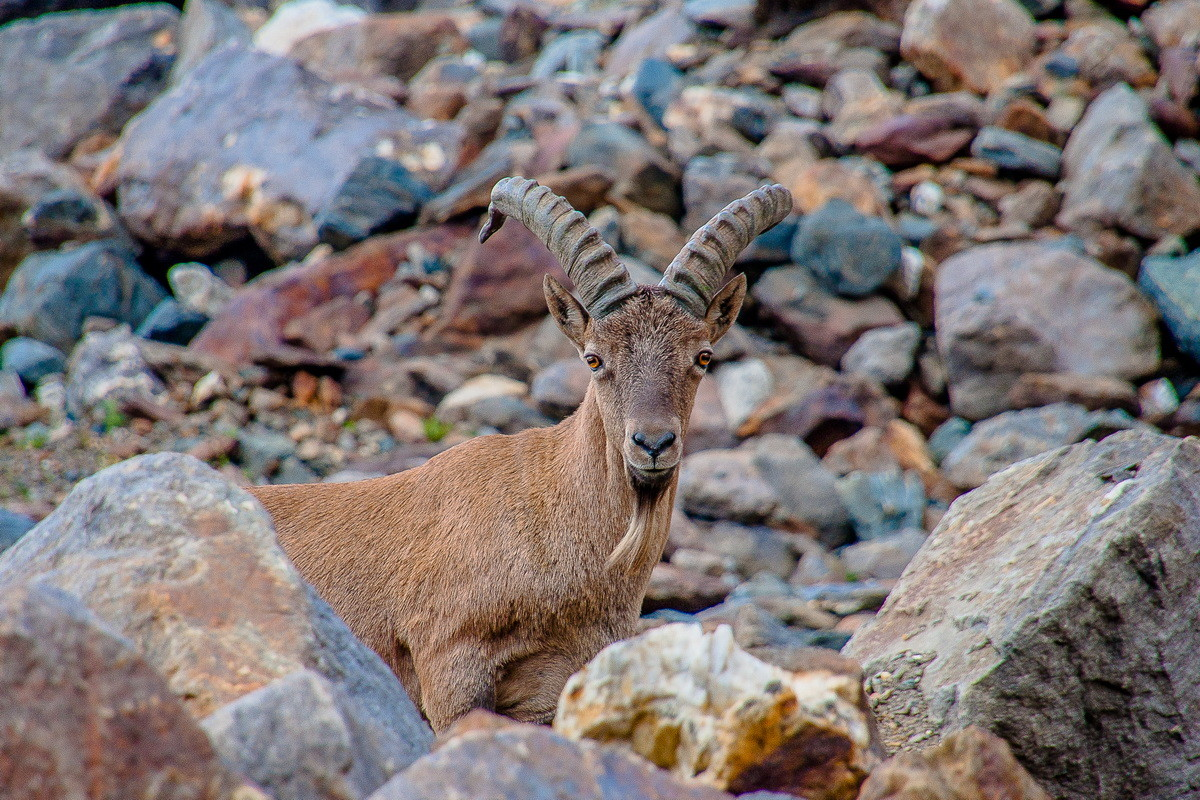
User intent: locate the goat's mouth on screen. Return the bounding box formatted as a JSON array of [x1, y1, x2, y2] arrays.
[[627, 463, 677, 491]]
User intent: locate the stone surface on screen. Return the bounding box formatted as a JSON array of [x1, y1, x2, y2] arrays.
[[679, 447, 782, 524], [858, 727, 1050, 800], [567, 122, 680, 217], [941, 402, 1141, 488], [168, 262, 235, 318], [0, 452, 433, 790], [530, 358, 590, 419], [792, 200, 903, 298], [0, 507, 35, 553], [554, 623, 877, 798], [836, 469, 926, 540], [841, 323, 921, 386], [1057, 84, 1200, 239], [0, 241, 166, 353], [1005, 372, 1139, 413], [372, 711, 735, 800], [0, 5, 178, 159], [900, 0, 1036, 94], [65, 325, 173, 425], [845, 429, 1200, 799], [315, 156, 433, 250], [1, 336, 66, 385], [203, 668, 418, 800], [289, 11, 466, 85], [0, 582, 249, 800], [935, 240, 1160, 420], [969, 126, 1062, 178], [840, 529, 926, 581], [114, 45, 456, 261], [1139, 250, 1200, 362], [136, 298, 209, 345]]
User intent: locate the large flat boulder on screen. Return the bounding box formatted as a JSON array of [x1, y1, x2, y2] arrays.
[[843, 429, 1200, 800], [113, 45, 459, 261], [0, 582, 251, 800], [934, 240, 1160, 420], [0, 5, 178, 159], [0, 452, 433, 795]]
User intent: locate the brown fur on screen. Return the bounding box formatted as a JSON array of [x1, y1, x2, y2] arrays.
[[249, 280, 745, 731]]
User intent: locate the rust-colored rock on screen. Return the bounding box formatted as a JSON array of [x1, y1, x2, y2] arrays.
[[289, 12, 467, 84], [858, 727, 1050, 800], [191, 225, 472, 365], [0, 582, 250, 800], [900, 0, 1036, 94]]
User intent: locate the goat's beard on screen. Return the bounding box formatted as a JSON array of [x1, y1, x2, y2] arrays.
[[606, 484, 672, 573]]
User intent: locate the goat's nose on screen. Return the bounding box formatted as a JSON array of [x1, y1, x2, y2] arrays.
[[632, 431, 677, 457]]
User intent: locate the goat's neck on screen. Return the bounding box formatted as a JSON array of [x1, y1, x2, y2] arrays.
[[556, 386, 675, 576]]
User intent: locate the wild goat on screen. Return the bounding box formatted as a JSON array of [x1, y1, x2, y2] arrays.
[[249, 177, 793, 731]]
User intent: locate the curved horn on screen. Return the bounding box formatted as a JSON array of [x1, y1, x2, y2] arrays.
[[480, 177, 638, 316], [659, 184, 793, 316]]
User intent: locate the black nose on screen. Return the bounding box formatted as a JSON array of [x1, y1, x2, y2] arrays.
[[632, 431, 676, 458]]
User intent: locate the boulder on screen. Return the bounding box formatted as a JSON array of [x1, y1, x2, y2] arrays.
[[114, 45, 458, 261], [136, 298, 209, 345], [941, 403, 1142, 488], [554, 623, 877, 798], [764, 11, 901, 86], [169, 262, 235, 317], [0, 453, 433, 791], [65, 325, 174, 425], [371, 710, 735, 800], [0, 336, 66, 386], [1139, 250, 1200, 362], [792, 200, 903, 298], [252, 0, 365, 56], [169, 0, 251, 85], [530, 358, 590, 419], [844, 429, 1200, 799], [1057, 84, 1200, 239], [935, 240, 1160, 420], [203, 668, 419, 800], [840, 322, 921, 386], [0, 582, 250, 800], [835, 470, 926, 541], [288, 12, 466, 85], [858, 727, 1050, 800], [0, 5, 178, 159], [566, 122, 681, 217], [900, 0, 1035, 94], [0, 240, 165, 353], [314, 156, 433, 250]]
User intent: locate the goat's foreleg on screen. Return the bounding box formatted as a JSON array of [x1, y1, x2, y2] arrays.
[[415, 639, 497, 732]]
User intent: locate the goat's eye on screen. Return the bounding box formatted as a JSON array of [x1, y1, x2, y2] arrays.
[[696, 351, 712, 369], [585, 354, 603, 371]]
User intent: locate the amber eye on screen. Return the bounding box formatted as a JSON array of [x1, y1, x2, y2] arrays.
[[696, 351, 712, 369], [585, 354, 603, 371]]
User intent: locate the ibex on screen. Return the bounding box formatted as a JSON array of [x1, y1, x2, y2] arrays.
[[249, 177, 793, 731]]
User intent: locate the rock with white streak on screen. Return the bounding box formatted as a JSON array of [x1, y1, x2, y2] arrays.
[[554, 623, 878, 799]]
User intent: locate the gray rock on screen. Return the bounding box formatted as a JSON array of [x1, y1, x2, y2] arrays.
[[204, 668, 420, 800], [0, 452, 433, 789], [844, 430, 1200, 799], [315, 156, 433, 250], [942, 403, 1143, 488], [630, 57, 684, 128], [0, 336, 66, 386], [1058, 83, 1200, 239], [839, 528, 926, 580], [566, 122, 680, 217], [463, 395, 554, 435], [22, 188, 130, 251], [835, 469, 926, 541], [0, 5, 178, 159], [530, 358, 590, 420], [713, 358, 773, 430], [681, 153, 768, 234], [529, 29, 606, 78], [167, 261, 235, 317], [114, 45, 456, 261], [841, 322, 921, 386], [746, 434, 850, 537], [65, 325, 172, 426], [935, 240, 1160, 420], [679, 447, 781, 524], [969, 126, 1062, 178], [0, 507, 35, 554], [927, 417, 972, 465], [169, 0, 251, 85], [792, 199, 903, 298], [692, 521, 797, 581], [135, 297, 208, 345], [237, 424, 298, 478], [0, 241, 166, 352], [1139, 250, 1200, 363]]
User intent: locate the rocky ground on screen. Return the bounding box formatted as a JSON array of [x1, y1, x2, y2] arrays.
[[3, 0, 1200, 796]]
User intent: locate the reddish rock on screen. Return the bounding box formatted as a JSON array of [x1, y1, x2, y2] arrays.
[[191, 225, 472, 365], [741, 376, 899, 456], [1006, 372, 1139, 413], [777, 158, 891, 218], [0, 582, 249, 800], [289, 12, 467, 84], [1059, 22, 1157, 91], [644, 562, 731, 613], [433, 219, 570, 339], [900, 0, 1036, 94], [765, 11, 901, 85], [858, 727, 1050, 800], [855, 103, 977, 167]]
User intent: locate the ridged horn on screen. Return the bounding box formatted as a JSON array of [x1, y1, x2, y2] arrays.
[[480, 177, 638, 316], [659, 184, 793, 316]]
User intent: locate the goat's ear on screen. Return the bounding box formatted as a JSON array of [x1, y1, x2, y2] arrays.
[[704, 273, 746, 342], [544, 274, 590, 348]]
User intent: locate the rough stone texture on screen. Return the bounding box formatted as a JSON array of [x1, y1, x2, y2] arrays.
[[114, 45, 457, 261], [203, 668, 418, 800], [0, 452, 433, 789], [935, 240, 1160, 420], [679, 447, 782, 524], [0, 240, 166, 353], [65, 325, 174, 424], [289, 12, 466, 84], [554, 624, 877, 798], [900, 0, 1035, 94], [372, 710, 735, 800], [844, 430, 1200, 800], [792, 199, 902, 298], [841, 322, 921, 386], [1057, 84, 1200, 239], [941, 403, 1142, 489], [858, 727, 1050, 800], [0, 582, 249, 800], [0, 5, 178, 159]]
